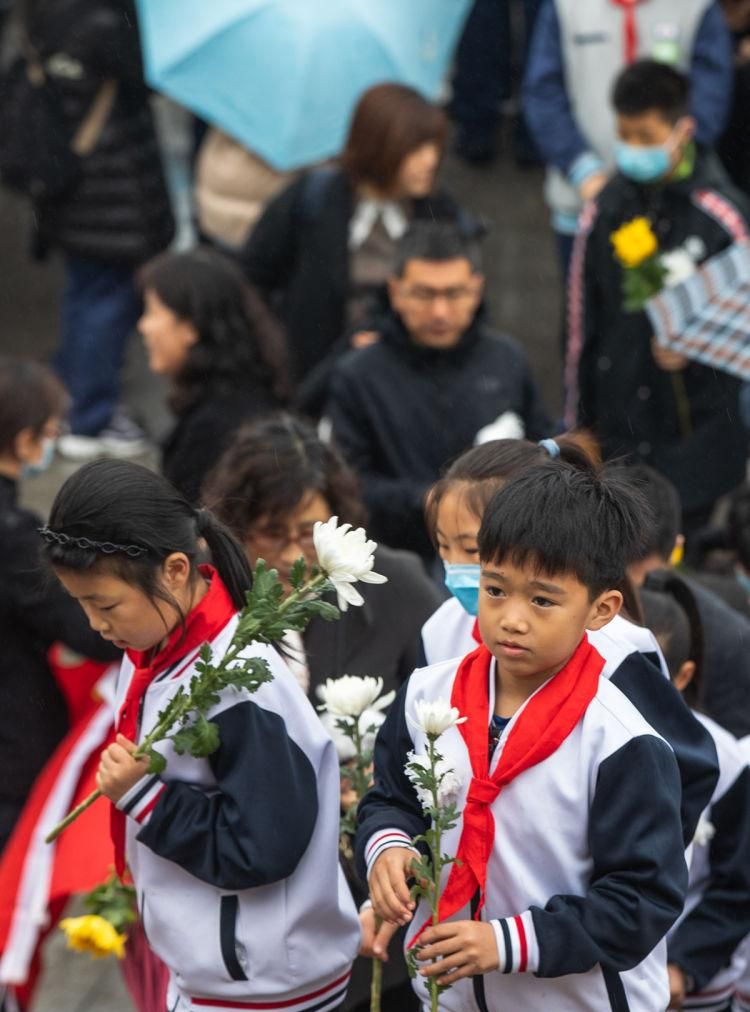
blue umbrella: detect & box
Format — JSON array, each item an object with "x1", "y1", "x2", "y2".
[{"x1": 136, "y1": 0, "x2": 470, "y2": 170}]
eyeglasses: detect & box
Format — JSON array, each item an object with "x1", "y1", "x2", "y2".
[
  {"x1": 249, "y1": 523, "x2": 317, "y2": 554},
  {"x1": 400, "y1": 285, "x2": 477, "y2": 304}
]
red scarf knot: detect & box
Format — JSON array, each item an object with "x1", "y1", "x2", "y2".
[
  {"x1": 467, "y1": 777, "x2": 499, "y2": 806},
  {"x1": 611, "y1": 0, "x2": 641, "y2": 63}
]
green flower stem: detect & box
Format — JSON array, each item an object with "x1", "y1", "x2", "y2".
[
  {"x1": 370, "y1": 913, "x2": 383, "y2": 1012},
  {"x1": 46, "y1": 570, "x2": 330, "y2": 845},
  {"x1": 670, "y1": 372, "x2": 693, "y2": 439},
  {"x1": 428, "y1": 734, "x2": 442, "y2": 1012}
]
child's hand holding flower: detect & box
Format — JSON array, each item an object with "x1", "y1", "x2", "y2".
[
  {"x1": 97, "y1": 734, "x2": 150, "y2": 803},
  {"x1": 416, "y1": 920, "x2": 499, "y2": 986}
]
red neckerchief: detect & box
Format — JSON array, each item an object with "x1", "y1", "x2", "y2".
[
  {"x1": 111, "y1": 565, "x2": 236, "y2": 874},
  {"x1": 611, "y1": 0, "x2": 641, "y2": 63},
  {"x1": 411, "y1": 635, "x2": 604, "y2": 944}
]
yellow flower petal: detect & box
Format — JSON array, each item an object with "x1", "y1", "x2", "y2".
[
  {"x1": 611, "y1": 217, "x2": 659, "y2": 267},
  {"x1": 59, "y1": 915, "x2": 127, "y2": 959}
]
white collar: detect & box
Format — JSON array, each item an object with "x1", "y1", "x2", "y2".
[{"x1": 349, "y1": 198, "x2": 408, "y2": 250}]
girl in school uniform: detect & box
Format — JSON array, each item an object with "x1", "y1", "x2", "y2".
[
  {"x1": 39, "y1": 458, "x2": 360, "y2": 1012},
  {"x1": 416, "y1": 436, "x2": 717, "y2": 848},
  {"x1": 640, "y1": 573, "x2": 750, "y2": 1012}
]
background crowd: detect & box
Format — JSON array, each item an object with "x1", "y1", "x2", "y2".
[{"x1": 2, "y1": 0, "x2": 750, "y2": 1010}]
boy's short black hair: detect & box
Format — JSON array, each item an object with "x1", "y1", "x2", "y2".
[
  {"x1": 478, "y1": 462, "x2": 653, "y2": 598},
  {"x1": 612, "y1": 59, "x2": 690, "y2": 124},
  {"x1": 609, "y1": 463, "x2": 682, "y2": 562},
  {"x1": 0, "y1": 356, "x2": 68, "y2": 456},
  {"x1": 394, "y1": 221, "x2": 482, "y2": 276}
]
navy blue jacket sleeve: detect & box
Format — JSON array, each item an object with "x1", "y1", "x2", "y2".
[
  {"x1": 355, "y1": 682, "x2": 429, "y2": 881},
  {"x1": 522, "y1": 0, "x2": 593, "y2": 174},
  {"x1": 668, "y1": 766, "x2": 750, "y2": 990},
  {"x1": 531, "y1": 735, "x2": 688, "y2": 975},
  {"x1": 136, "y1": 701, "x2": 318, "y2": 890},
  {"x1": 690, "y1": 4, "x2": 734, "y2": 145},
  {"x1": 609, "y1": 652, "x2": 719, "y2": 846}
]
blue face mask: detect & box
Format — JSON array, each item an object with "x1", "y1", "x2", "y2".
[
  {"x1": 615, "y1": 141, "x2": 671, "y2": 183},
  {"x1": 443, "y1": 562, "x2": 481, "y2": 616},
  {"x1": 22, "y1": 437, "x2": 56, "y2": 479}
]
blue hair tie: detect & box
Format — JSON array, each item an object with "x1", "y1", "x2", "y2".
[{"x1": 539, "y1": 438, "x2": 561, "y2": 459}]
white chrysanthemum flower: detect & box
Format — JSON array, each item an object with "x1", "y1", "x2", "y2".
[
  {"x1": 693, "y1": 814, "x2": 716, "y2": 847},
  {"x1": 661, "y1": 248, "x2": 696, "y2": 289},
  {"x1": 319, "y1": 707, "x2": 387, "y2": 762},
  {"x1": 406, "y1": 751, "x2": 462, "y2": 811},
  {"x1": 312, "y1": 516, "x2": 387, "y2": 611},
  {"x1": 317, "y1": 674, "x2": 395, "y2": 718},
  {"x1": 407, "y1": 697, "x2": 467, "y2": 737}
]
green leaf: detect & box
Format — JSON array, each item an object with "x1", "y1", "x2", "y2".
[
  {"x1": 170, "y1": 715, "x2": 220, "y2": 757},
  {"x1": 146, "y1": 747, "x2": 167, "y2": 774},
  {"x1": 289, "y1": 556, "x2": 307, "y2": 590}
]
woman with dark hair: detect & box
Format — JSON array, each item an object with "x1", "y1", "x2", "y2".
[
  {"x1": 203, "y1": 412, "x2": 438, "y2": 1012},
  {"x1": 240, "y1": 82, "x2": 473, "y2": 413},
  {"x1": 203, "y1": 413, "x2": 442, "y2": 697},
  {"x1": 138, "y1": 247, "x2": 290, "y2": 503}
]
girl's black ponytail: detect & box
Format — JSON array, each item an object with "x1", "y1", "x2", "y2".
[{"x1": 195, "y1": 508, "x2": 253, "y2": 610}]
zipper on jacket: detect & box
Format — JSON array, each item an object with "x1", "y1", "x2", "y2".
[
  {"x1": 602, "y1": 966, "x2": 630, "y2": 1012},
  {"x1": 219, "y1": 894, "x2": 249, "y2": 981},
  {"x1": 470, "y1": 891, "x2": 490, "y2": 1012}
]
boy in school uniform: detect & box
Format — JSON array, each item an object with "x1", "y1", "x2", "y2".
[{"x1": 357, "y1": 461, "x2": 688, "y2": 1011}]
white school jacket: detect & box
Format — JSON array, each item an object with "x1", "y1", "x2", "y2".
[
  {"x1": 114, "y1": 618, "x2": 360, "y2": 1012},
  {"x1": 358, "y1": 650, "x2": 687, "y2": 1012},
  {"x1": 668, "y1": 719, "x2": 750, "y2": 1012},
  {"x1": 421, "y1": 598, "x2": 718, "y2": 847}
]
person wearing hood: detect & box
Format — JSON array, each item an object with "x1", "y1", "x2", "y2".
[
  {"x1": 566, "y1": 60, "x2": 750, "y2": 547},
  {"x1": 324, "y1": 222, "x2": 550, "y2": 563}
]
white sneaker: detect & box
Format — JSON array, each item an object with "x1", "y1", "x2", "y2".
[
  {"x1": 57, "y1": 432, "x2": 108, "y2": 460},
  {"x1": 57, "y1": 410, "x2": 148, "y2": 461}
]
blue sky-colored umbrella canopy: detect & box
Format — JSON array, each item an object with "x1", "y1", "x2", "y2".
[{"x1": 137, "y1": 0, "x2": 471, "y2": 170}]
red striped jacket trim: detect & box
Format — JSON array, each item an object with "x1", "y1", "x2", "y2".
[
  {"x1": 564, "y1": 200, "x2": 599, "y2": 428},
  {"x1": 191, "y1": 969, "x2": 350, "y2": 1009},
  {"x1": 693, "y1": 189, "x2": 749, "y2": 243},
  {"x1": 514, "y1": 914, "x2": 528, "y2": 972}
]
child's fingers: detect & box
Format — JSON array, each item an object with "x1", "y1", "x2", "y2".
[
  {"x1": 372, "y1": 918, "x2": 399, "y2": 960},
  {"x1": 416, "y1": 933, "x2": 461, "y2": 962},
  {"x1": 115, "y1": 734, "x2": 138, "y2": 753},
  {"x1": 419, "y1": 953, "x2": 471, "y2": 984},
  {"x1": 370, "y1": 873, "x2": 409, "y2": 924}
]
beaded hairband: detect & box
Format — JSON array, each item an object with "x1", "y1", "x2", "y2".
[{"x1": 38, "y1": 526, "x2": 149, "y2": 558}]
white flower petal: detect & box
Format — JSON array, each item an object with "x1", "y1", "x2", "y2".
[{"x1": 313, "y1": 517, "x2": 389, "y2": 611}]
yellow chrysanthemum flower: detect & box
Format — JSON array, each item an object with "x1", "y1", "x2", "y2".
[
  {"x1": 610, "y1": 217, "x2": 659, "y2": 268},
  {"x1": 59, "y1": 915, "x2": 127, "y2": 959}
]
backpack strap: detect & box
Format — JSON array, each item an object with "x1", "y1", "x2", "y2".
[
  {"x1": 299, "y1": 166, "x2": 338, "y2": 222},
  {"x1": 71, "y1": 78, "x2": 118, "y2": 157}
]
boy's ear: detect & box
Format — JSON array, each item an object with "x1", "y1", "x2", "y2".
[
  {"x1": 672, "y1": 659, "x2": 695, "y2": 695},
  {"x1": 161, "y1": 552, "x2": 192, "y2": 590},
  {"x1": 13, "y1": 426, "x2": 37, "y2": 463},
  {"x1": 586, "y1": 588, "x2": 622, "y2": 631}
]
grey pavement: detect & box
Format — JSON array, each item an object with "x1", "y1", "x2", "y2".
[{"x1": 0, "y1": 114, "x2": 561, "y2": 1011}]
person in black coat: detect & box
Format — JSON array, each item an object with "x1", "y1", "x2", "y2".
[
  {"x1": 0, "y1": 358, "x2": 119, "y2": 853},
  {"x1": 137, "y1": 248, "x2": 290, "y2": 504},
  {"x1": 203, "y1": 412, "x2": 441, "y2": 1012},
  {"x1": 324, "y1": 222, "x2": 550, "y2": 562},
  {"x1": 567, "y1": 61, "x2": 749, "y2": 541},
  {"x1": 22, "y1": 0, "x2": 174, "y2": 456},
  {"x1": 239, "y1": 82, "x2": 477, "y2": 414},
  {"x1": 624, "y1": 462, "x2": 750, "y2": 740}
]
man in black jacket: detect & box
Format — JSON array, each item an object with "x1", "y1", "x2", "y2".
[
  {"x1": 566, "y1": 60, "x2": 749, "y2": 542},
  {"x1": 325, "y1": 222, "x2": 550, "y2": 562}
]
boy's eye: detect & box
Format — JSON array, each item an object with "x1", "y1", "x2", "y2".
[
  {"x1": 99, "y1": 603, "x2": 118, "y2": 612},
  {"x1": 485, "y1": 585, "x2": 505, "y2": 598},
  {"x1": 532, "y1": 596, "x2": 554, "y2": 608}
]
